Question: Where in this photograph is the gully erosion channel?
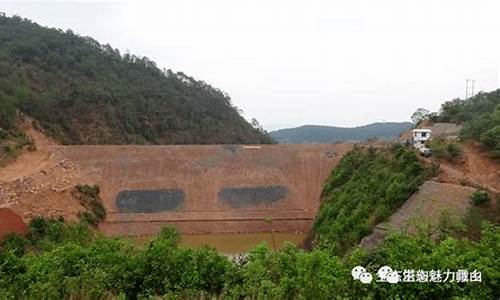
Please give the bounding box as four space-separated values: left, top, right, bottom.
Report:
50 143 353 253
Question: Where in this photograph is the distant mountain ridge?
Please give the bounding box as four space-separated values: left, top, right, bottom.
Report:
270 122 412 144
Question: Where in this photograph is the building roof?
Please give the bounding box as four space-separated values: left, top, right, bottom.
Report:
411 129 432 133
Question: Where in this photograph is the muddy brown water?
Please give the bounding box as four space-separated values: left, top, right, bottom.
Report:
133 233 306 254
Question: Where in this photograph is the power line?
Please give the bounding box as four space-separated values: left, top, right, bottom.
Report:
465 79 475 100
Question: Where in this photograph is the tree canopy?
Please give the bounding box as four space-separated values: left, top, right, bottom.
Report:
1 215 497 299
433 89 500 157
0 13 274 145
411 108 431 125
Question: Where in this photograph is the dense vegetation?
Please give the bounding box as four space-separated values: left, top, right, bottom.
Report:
0 56 34 163
313 145 427 253
270 122 412 144
434 89 500 157
0 217 498 299
0 14 273 145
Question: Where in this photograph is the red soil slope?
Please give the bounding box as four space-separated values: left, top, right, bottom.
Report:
0 208 28 240
436 142 500 194
0 147 86 222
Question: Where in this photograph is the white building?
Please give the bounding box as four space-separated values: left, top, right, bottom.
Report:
411 129 432 151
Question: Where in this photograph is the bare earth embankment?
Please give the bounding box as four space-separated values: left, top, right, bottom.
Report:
0 128 352 236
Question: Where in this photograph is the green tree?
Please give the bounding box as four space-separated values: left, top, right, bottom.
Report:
0 14 275 145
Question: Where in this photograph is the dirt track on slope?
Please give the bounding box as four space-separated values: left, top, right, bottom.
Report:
0 117 86 222
360 181 476 249
0 151 54 182
462 143 500 192
0 148 86 222
436 142 500 194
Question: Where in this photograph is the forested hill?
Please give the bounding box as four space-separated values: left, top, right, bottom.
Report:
433 89 500 157
270 122 412 144
0 14 274 145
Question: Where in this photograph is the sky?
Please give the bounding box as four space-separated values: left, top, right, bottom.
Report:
1 0 500 130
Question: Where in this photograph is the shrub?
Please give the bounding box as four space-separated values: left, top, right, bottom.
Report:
480 126 500 158
446 142 462 158
155 226 180 247
78 211 99 227
74 184 106 226
424 161 440 178
428 138 462 161
0 233 30 256
479 125 500 148
11 131 33 148
25 217 93 250
27 217 50 241
76 184 100 199
2 144 15 156
0 220 499 298
0 130 34 164
470 189 491 206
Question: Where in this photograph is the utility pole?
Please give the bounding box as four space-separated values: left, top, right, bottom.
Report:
465 79 475 100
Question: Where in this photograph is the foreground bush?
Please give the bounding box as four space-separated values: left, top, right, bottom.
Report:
1 219 498 299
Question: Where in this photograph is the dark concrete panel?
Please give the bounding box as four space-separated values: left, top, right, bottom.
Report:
116 190 184 213
219 186 288 208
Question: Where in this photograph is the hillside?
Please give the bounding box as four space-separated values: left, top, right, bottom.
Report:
312 145 426 253
270 122 412 144
0 14 273 145
433 89 500 157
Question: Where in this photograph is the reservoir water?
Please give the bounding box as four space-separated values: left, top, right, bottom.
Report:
134 233 306 254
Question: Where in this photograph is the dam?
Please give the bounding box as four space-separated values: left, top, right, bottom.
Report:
47 144 352 236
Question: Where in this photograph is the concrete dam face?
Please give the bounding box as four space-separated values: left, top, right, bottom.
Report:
52 144 353 236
